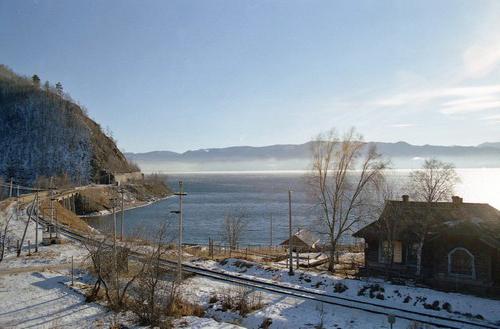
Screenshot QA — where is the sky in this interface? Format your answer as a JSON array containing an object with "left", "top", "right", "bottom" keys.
[{"left": 1, "top": 0, "right": 500, "bottom": 153}]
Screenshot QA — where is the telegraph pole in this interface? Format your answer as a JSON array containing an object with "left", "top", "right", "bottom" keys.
[
  {"left": 171, "top": 181, "right": 187, "bottom": 282},
  {"left": 270, "top": 213, "right": 273, "bottom": 247},
  {"left": 288, "top": 189, "right": 294, "bottom": 275},
  {"left": 34, "top": 193, "right": 38, "bottom": 252},
  {"left": 119, "top": 188, "right": 125, "bottom": 241}
]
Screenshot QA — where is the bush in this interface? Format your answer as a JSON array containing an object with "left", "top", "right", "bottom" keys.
[
  {"left": 219, "top": 287, "right": 264, "bottom": 316},
  {"left": 333, "top": 282, "right": 348, "bottom": 293}
]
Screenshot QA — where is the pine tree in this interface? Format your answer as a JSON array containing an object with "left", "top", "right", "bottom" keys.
[
  {"left": 55, "top": 82, "right": 63, "bottom": 96},
  {"left": 32, "top": 74, "right": 40, "bottom": 88}
]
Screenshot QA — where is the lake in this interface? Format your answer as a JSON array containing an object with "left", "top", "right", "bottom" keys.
[{"left": 86, "top": 169, "right": 500, "bottom": 246}]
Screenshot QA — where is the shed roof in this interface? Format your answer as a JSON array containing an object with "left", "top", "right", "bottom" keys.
[{"left": 281, "top": 228, "right": 320, "bottom": 247}]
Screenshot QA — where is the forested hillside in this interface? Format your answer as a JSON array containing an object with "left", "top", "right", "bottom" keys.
[{"left": 0, "top": 65, "right": 136, "bottom": 185}]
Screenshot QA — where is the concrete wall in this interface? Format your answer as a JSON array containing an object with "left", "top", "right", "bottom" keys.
[{"left": 113, "top": 171, "right": 143, "bottom": 185}]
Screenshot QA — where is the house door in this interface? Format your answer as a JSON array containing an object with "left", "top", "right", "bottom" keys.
[{"left": 393, "top": 241, "right": 402, "bottom": 263}]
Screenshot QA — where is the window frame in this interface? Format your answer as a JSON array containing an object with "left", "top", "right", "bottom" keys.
[{"left": 447, "top": 247, "right": 476, "bottom": 279}]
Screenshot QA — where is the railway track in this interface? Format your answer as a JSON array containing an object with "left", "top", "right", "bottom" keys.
[{"left": 34, "top": 215, "right": 499, "bottom": 329}]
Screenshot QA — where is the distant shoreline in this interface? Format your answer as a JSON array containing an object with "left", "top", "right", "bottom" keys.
[{"left": 80, "top": 195, "right": 173, "bottom": 218}]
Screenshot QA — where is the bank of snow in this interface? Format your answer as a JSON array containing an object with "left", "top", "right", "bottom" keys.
[{"left": 191, "top": 258, "right": 500, "bottom": 326}]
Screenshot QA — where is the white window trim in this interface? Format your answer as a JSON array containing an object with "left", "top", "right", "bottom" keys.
[{"left": 447, "top": 247, "right": 476, "bottom": 279}]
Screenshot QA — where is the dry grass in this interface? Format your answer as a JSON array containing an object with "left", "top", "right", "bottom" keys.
[
  {"left": 215, "top": 287, "right": 264, "bottom": 316},
  {"left": 39, "top": 199, "right": 91, "bottom": 233}
]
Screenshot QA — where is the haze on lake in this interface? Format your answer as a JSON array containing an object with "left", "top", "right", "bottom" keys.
[{"left": 87, "top": 168, "right": 500, "bottom": 246}]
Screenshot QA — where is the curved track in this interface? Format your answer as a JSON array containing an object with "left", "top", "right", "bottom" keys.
[{"left": 37, "top": 215, "right": 499, "bottom": 329}]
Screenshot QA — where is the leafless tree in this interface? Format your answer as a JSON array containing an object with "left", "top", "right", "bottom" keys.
[
  {"left": 0, "top": 214, "right": 13, "bottom": 262},
  {"left": 130, "top": 224, "right": 172, "bottom": 326},
  {"left": 406, "top": 158, "right": 460, "bottom": 276},
  {"left": 308, "top": 128, "right": 387, "bottom": 272},
  {"left": 222, "top": 210, "right": 248, "bottom": 250},
  {"left": 373, "top": 179, "right": 405, "bottom": 278},
  {"left": 84, "top": 233, "right": 146, "bottom": 310}
]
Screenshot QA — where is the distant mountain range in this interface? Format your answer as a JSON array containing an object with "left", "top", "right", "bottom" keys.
[{"left": 125, "top": 141, "right": 500, "bottom": 172}]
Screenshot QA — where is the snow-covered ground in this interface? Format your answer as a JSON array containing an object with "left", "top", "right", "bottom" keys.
[
  {"left": 190, "top": 258, "right": 500, "bottom": 326},
  {"left": 0, "top": 270, "right": 124, "bottom": 328},
  {"left": 2, "top": 201, "right": 499, "bottom": 328}
]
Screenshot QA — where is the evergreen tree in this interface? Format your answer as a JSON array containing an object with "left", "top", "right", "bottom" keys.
[
  {"left": 55, "top": 82, "right": 63, "bottom": 95},
  {"left": 32, "top": 74, "right": 40, "bottom": 88}
]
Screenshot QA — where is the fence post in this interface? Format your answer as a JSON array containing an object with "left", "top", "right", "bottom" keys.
[
  {"left": 71, "top": 256, "right": 74, "bottom": 286},
  {"left": 16, "top": 240, "right": 19, "bottom": 257},
  {"left": 28, "top": 240, "right": 31, "bottom": 256}
]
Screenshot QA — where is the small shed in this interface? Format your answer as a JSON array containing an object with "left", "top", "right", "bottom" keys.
[{"left": 280, "top": 229, "right": 320, "bottom": 252}]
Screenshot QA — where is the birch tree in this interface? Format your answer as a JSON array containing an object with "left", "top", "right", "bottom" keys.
[
  {"left": 407, "top": 158, "right": 459, "bottom": 276},
  {"left": 309, "top": 128, "right": 387, "bottom": 272},
  {"left": 222, "top": 210, "right": 247, "bottom": 250}
]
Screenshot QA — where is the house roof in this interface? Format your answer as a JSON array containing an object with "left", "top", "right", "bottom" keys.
[
  {"left": 280, "top": 228, "right": 320, "bottom": 247},
  {"left": 353, "top": 199, "right": 500, "bottom": 248}
]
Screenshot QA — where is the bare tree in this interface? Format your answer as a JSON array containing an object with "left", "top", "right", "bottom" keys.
[
  {"left": 374, "top": 179, "right": 405, "bottom": 278},
  {"left": 84, "top": 233, "right": 146, "bottom": 310},
  {"left": 309, "top": 128, "right": 387, "bottom": 272},
  {"left": 0, "top": 214, "right": 13, "bottom": 262},
  {"left": 222, "top": 210, "right": 247, "bottom": 250},
  {"left": 130, "top": 224, "right": 172, "bottom": 326},
  {"left": 407, "top": 158, "right": 460, "bottom": 276}
]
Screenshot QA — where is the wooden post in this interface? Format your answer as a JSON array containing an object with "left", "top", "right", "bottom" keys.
[
  {"left": 270, "top": 213, "right": 273, "bottom": 247},
  {"left": 245, "top": 247, "right": 248, "bottom": 259},
  {"left": 16, "top": 240, "right": 19, "bottom": 257},
  {"left": 9, "top": 178, "right": 13, "bottom": 198},
  {"left": 35, "top": 196, "right": 38, "bottom": 252},
  {"left": 288, "top": 189, "right": 294, "bottom": 275},
  {"left": 308, "top": 255, "right": 310, "bottom": 267},
  {"left": 120, "top": 189, "right": 124, "bottom": 241},
  {"left": 71, "top": 256, "right": 74, "bottom": 286},
  {"left": 296, "top": 251, "right": 299, "bottom": 269},
  {"left": 28, "top": 240, "right": 31, "bottom": 256}
]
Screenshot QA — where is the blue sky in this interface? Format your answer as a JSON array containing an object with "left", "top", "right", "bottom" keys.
[{"left": 1, "top": 0, "right": 500, "bottom": 152}]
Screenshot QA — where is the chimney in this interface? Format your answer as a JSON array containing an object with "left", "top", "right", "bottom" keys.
[
  {"left": 402, "top": 195, "right": 409, "bottom": 202},
  {"left": 451, "top": 196, "right": 463, "bottom": 204}
]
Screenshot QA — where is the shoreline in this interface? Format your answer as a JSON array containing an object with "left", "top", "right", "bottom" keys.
[{"left": 80, "top": 194, "right": 173, "bottom": 218}]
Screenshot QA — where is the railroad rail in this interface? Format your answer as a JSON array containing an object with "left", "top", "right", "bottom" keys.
[{"left": 31, "top": 214, "right": 499, "bottom": 329}]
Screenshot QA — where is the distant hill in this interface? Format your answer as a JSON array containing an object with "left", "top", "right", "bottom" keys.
[
  {"left": 0, "top": 65, "right": 137, "bottom": 185},
  {"left": 126, "top": 141, "right": 500, "bottom": 172},
  {"left": 478, "top": 142, "right": 500, "bottom": 149}
]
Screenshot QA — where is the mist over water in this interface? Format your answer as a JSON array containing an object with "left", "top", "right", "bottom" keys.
[{"left": 86, "top": 169, "right": 500, "bottom": 246}]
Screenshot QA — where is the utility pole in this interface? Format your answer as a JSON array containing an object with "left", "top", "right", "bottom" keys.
[
  {"left": 34, "top": 194, "right": 38, "bottom": 252},
  {"left": 171, "top": 181, "right": 187, "bottom": 282},
  {"left": 112, "top": 194, "right": 119, "bottom": 303},
  {"left": 288, "top": 189, "right": 294, "bottom": 275},
  {"left": 112, "top": 196, "right": 117, "bottom": 246},
  {"left": 119, "top": 188, "right": 125, "bottom": 241},
  {"left": 270, "top": 213, "right": 273, "bottom": 247}
]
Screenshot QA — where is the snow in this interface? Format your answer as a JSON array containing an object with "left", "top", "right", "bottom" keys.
[
  {"left": 173, "top": 316, "right": 243, "bottom": 328},
  {"left": 2, "top": 201, "right": 499, "bottom": 329},
  {"left": 190, "top": 258, "right": 500, "bottom": 325},
  {"left": 0, "top": 269, "right": 121, "bottom": 328}
]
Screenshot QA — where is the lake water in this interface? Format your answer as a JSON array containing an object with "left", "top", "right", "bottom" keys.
[{"left": 86, "top": 169, "right": 500, "bottom": 246}]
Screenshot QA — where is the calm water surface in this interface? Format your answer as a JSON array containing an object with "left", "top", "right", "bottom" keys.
[{"left": 86, "top": 169, "right": 500, "bottom": 246}]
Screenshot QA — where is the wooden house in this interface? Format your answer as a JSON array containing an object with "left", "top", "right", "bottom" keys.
[
  {"left": 280, "top": 229, "right": 320, "bottom": 252},
  {"left": 353, "top": 195, "right": 500, "bottom": 295}
]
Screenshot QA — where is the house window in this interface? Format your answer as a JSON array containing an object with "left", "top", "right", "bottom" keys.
[
  {"left": 379, "top": 240, "right": 402, "bottom": 264},
  {"left": 448, "top": 247, "right": 475, "bottom": 279},
  {"left": 406, "top": 243, "right": 419, "bottom": 265}
]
